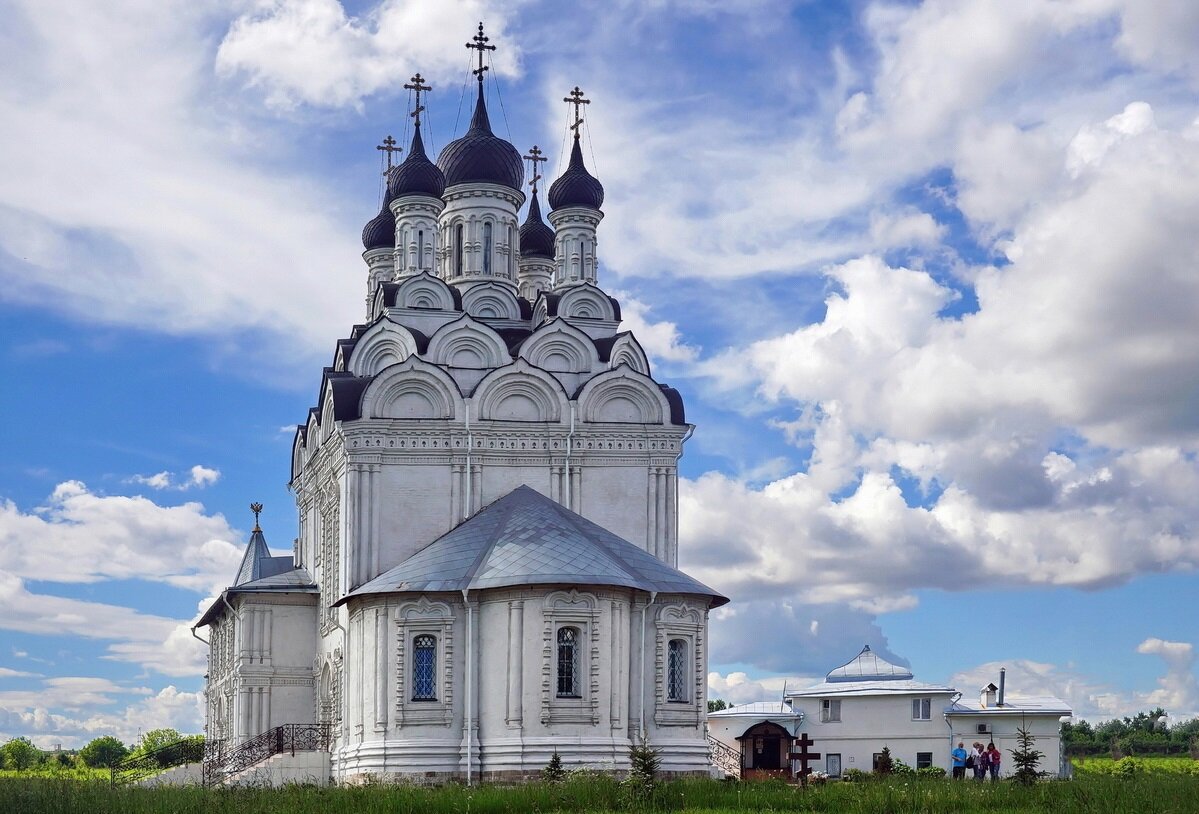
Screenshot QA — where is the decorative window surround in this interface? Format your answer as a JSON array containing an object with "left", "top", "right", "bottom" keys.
[
  {"left": 654, "top": 602, "right": 704, "bottom": 726},
  {"left": 395, "top": 598, "right": 455, "bottom": 726},
  {"left": 540, "top": 590, "right": 601, "bottom": 725}
]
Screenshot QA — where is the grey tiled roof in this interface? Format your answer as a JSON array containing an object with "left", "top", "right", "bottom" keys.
[
  {"left": 343, "top": 485, "right": 727, "bottom": 604},
  {"left": 233, "top": 528, "right": 294, "bottom": 586}
]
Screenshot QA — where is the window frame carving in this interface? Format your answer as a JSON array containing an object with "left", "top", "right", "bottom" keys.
[
  {"left": 540, "top": 590, "right": 601, "bottom": 725},
  {"left": 395, "top": 598, "right": 454, "bottom": 725}
]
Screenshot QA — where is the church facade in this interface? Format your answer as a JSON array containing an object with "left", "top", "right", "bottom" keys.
[{"left": 196, "top": 28, "right": 726, "bottom": 785}]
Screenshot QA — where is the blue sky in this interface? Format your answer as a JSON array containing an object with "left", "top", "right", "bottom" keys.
[{"left": 2, "top": 0, "right": 1198, "bottom": 747}]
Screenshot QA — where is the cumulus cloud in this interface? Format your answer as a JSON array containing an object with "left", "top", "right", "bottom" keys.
[
  {"left": 613, "top": 290, "right": 700, "bottom": 366},
  {"left": 0, "top": 684, "right": 204, "bottom": 749},
  {"left": 216, "top": 0, "right": 522, "bottom": 110},
  {"left": 129, "top": 465, "right": 222, "bottom": 491},
  {"left": 0, "top": 481, "right": 241, "bottom": 591},
  {"left": 708, "top": 671, "right": 813, "bottom": 706},
  {"left": 1136, "top": 638, "right": 1198, "bottom": 716}
]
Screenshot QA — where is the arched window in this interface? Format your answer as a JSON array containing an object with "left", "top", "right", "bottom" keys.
[
  {"left": 455, "top": 224, "right": 464, "bottom": 276},
  {"left": 418, "top": 229, "right": 425, "bottom": 270},
  {"left": 412, "top": 635, "right": 437, "bottom": 701},
  {"left": 668, "top": 638, "right": 688, "bottom": 702},
  {"left": 483, "top": 222, "right": 493, "bottom": 274},
  {"left": 556, "top": 626, "right": 580, "bottom": 697}
]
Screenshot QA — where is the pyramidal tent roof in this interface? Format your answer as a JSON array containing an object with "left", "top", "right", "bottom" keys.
[
  {"left": 341, "top": 485, "right": 728, "bottom": 605},
  {"left": 195, "top": 525, "right": 316, "bottom": 628},
  {"left": 234, "top": 527, "right": 295, "bottom": 586},
  {"left": 825, "top": 645, "right": 914, "bottom": 683}
]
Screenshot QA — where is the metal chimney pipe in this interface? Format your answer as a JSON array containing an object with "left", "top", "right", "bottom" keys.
[{"left": 998, "top": 668, "right": 1006, "bottom": 707}]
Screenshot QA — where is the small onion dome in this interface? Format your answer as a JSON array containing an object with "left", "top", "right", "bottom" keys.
[
  {"left": 436, "top": 83, "right": 524, "bottom": 191},
  {"left": 361, "top": 204, "right": 395, "bottom": 251},
  {"left": 519, "top": 192, "right": 554, "bottom": 259},
  {"left": 548, "top": 136, "right": 604, "bottom": 211},
  {"left": 387, "top": 123, "right": 445, "bottom": 200}
]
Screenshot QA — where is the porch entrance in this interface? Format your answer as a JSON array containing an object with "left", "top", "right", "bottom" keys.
[{"left": 737, "top": 721, "right": 795, "bottom": 779}]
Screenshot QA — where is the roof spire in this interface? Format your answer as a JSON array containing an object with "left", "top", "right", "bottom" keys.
[
  {"left": 250, "top": 502, "right": 263, "bottom": 532},
  {"left": 523, "top": 144, "right": 547, "bottom": 195},
  {"left": 466, "top": 22, "right": 495, "bottom": 85},
  {"left": 564, "top": 86, "right": 590, "bottom": 140},
  {"left": 404, "top": 73, "right": 432, "bottom": 128},
  {"left": 375, "top": 135, "right": 401, "bottom": 170}
]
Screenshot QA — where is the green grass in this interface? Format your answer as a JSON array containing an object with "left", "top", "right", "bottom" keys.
[{"left": 2, "top": 774, "right": 1197, "bottom": 814}]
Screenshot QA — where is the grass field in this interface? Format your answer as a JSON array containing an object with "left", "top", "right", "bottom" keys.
[
  {"left": 1071, "top": 755, "right": 1199, "bottom": 776},
  {"left": 2, "top": 773, "right": 1198, "bottom": 814}
]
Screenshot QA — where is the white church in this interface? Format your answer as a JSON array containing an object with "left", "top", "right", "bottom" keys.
[{"left": 194, "top": 26, "right": 727, "bottom": 786}]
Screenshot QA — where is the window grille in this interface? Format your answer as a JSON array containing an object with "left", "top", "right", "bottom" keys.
[
  {"left": 556, "top": 627, "right": 580, "bottom": 697},
  {"left": 917, "top": 752, "right": 933, "bottom": 769},
  {"left": 412, "top": 635, "right": 437, "bottom": 701},
  {"left": 667, "top": 639, "right": 688, "bottom": 702}
]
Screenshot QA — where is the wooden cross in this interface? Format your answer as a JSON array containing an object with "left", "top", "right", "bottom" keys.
[
  {"left": 789, "top": 733, "right": 822, "bottom": 782},
  {"left": 564, "top": 86, "right": 589, "bottom": 135},
  {"left": 466, "top": 22, "right": 495, "bottom": 82},
  {"left": 523, "top": 145, "right": 547, "bottom": 193},
  {"left": 403, "top": 73, "right": 432, "bottom": 126},
  {"left": 376, "top": 135, "right": 401, "bottom": 170},
  {"left": 250, "top": 502, "right": 264, "bottom": 532}
]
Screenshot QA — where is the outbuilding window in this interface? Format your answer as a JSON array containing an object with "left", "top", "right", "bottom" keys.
[
  {"left": 917, "top": 752, "right": 933, "bottom": 769},
  {"left": 821, "top": 699, "right": 841, "bottom": 722},
  {"left": 912, "top": 698, "right": 931, "bottom": 720}
]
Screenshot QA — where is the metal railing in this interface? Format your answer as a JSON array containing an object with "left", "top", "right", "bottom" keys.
[
  {"left": 707, "top": 734, "right": 741, "bottom": 779},
  {"left": 203, "top": 723, "right": 331, "bottom": 786},
  {"left": 111, "top": 737, "right": 205, "bottom": 786}
]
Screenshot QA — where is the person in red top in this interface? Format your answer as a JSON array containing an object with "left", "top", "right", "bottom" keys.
[{"left": 986, "top": 742, "right": 1001, "bottom": 781}]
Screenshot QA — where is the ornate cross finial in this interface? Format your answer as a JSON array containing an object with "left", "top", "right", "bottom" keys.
[
  {"left": 404, "top": 73, "right": 432, "bottom": 126},
  {"left": 564, "top": 86, "right": 590, "bottom": 137},
  {"left": 376, "top": 135, "right": 401, "bottom": 170},
  {"left": 523, "top": 145, "right": 548, "bottom": 193},
  {"left": 466, "top": 22, "right": 495, "bottom": 83},
  {"left": 250, "top": 502, "right": 264, "bottom": 532}
]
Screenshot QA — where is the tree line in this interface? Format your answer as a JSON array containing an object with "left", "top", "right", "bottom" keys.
[
  {"left": 1062, "top": 708, "right": 1199, "bottom": 757},
  {"left": 0, "top": 728, "right": 200, "bottom": 771}
]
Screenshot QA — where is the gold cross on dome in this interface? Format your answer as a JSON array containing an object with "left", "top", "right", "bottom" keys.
[
  {"left": 564, "top": 86, "right": 590, "bottom": 135},
  {"left": 250, "top": 502, "right": 264, "bottom": 531},
  {"left": 404, "top": 73, "right": 432, "bottom": 126},
  {"left": 466, "top": 22, "right": 495, "bottom": 83},
  {"left": 523, "top": 145, "right": 547, "bottom": 193},
  {"left": 376, "top": 135, "right": 401, "bottom": 169}
]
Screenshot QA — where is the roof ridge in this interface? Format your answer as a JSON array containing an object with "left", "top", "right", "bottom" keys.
[{"left": 461, "top": 492, "right": 521, "bottom": 585}]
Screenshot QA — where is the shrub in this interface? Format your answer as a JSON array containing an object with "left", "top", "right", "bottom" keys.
[
  {"left": 875, "top": 746, "right": 894, "bottom": 776},
  {"left": 891, "top": 757, "right": 916, "bottom": 776},
  {"left": 843, "top": 768, "right": 868, "bottom": 782},
  {"left": 622, "top": 741, "right": 660, "bottom": 806},
  {"left": 1114, "top": 757, "right": 1142, "bottom": 778},
  {"left": 917, "top": 766, "right": 947, "bottom": 779},
  {"left": 541, "top": 750, "right": 566, "bottom": 783},
  {"left": 1, "top": 737, "right": 40, "bottom": 771}
]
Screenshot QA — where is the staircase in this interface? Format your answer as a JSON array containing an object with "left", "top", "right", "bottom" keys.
[
  {"left": 111, "top": 737, "right": 205, "bottom": 786},
  {"left": 707, "top": 734, "right": 742, "bottom": 780},
  {"left": 203, "top": 723, "right": 331, "bottom": 786}
]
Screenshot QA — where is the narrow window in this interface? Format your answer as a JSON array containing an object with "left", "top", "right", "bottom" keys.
[
  {"left": 412, "top": 635, "right": 437, "bottom": 701},
  {"left": 912, "top": 698, "right": 931, "bottom": 720},
  {"left": 418, "top": 229, "right": 425, "bottom": 270},
  {"left": 455, "top": 224, "right": 464, "bottom": 275},
  {"left": 556, "top": 626, "right": 580, "bottom": 697},
  {"left": 483, "top": 222, "right": 493, "bottom": 274},
  {"left": 667, "top": 638, "right": 688, "bottom": 702},
  {"left": 821, "top": 698, "right": 841, "bottom": 723}
]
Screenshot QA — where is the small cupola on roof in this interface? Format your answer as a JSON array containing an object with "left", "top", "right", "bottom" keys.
[
  {"left": 435, "top": 26, "right": 523, "bottom": 192},
  {"left": 388, "top": 121, "right": 446, "bottom": 200},
  {"left": 519, "top": 188, "right": 554, "bottom": 259},
  {"left": 516, "top": 144, "right": 555, "bottom": 300},
  {"left": 548, "top": 133, "right": 605, "bottom": 211},
  {"left": 825, "top": 645, "right": 914, "bottom": 683},
  {"left": 361, "top": 204, "right": 396, "bottom": 251}
]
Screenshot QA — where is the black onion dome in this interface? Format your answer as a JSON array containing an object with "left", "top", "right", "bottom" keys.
[
  {"left": 436, "top": 84, "right": 524, "bottom": 191},
  {"left": 519, "top": 192, "right": 554, "bottom": 259},
  {"left": 387, "top": 123, "right": 445, "bottom": 200},
  {"left": 548, "top": 136, "right": 604, "bottom": 210},
  {"left": 361, "top": 204, "right": 395, "bottom": 251}
]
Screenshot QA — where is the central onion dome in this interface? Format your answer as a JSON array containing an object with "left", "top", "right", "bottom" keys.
[
  {"left": 518, "top": 192, "right": 554, "bottom": 259},
  {"left": 361, "top": 203, "right": 395, "bottom": 251},
  {"left": 548, "top": 136, "right": 604, "bottom": 211},
  {"left": 387, "top": 122, "right": 445, "bottom": 200},
  {"left": 436, "top": 84, "right": 524, "bottom": 191}
]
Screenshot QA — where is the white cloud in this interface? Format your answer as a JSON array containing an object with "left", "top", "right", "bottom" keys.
[
  {"left": 186, "top": 465, "right": 221, "bottom": 489},
  {"left": 0, "top": 667, "right": 40, "bottom": 679},
  {"left": 1136, "top": 638, "right": 1198, "bottom": 716},
  {"left": 128, "top": 471, "right": 174, "bottom": 490},
  {"left": 0, "top": 684, "right": 204, "bottom": 749},
  {"left": 708, "top": 671, "right": 811, "bottom": 706},
  {"left": 613, "top": 290, "right": 700, "bottom": 365},
  {"left": 0, "top": 481, "right": 242, "bottom": 591},
  {"left": 216, "top": 0, "right": 523, "bottom": 111}
]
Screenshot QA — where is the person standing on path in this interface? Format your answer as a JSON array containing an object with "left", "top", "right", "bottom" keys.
[{"left": 951, "top": 742, "right": 968, "bottom": 779}]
